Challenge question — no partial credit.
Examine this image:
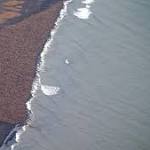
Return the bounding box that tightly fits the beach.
[0,0,63,147]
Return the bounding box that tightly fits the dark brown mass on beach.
[0,0,64,146]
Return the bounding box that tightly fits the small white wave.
[82,0,95,4]
[15,126,26,143]
[10,124,33,150]
[74,6,92,19]
[41,85,60,96]
[74,0,95,20]
[65,58,70,64]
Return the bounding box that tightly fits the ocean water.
[2,0,150,149]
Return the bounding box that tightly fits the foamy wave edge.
[0,1,72,149]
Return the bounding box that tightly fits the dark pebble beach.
[0,0,63,147]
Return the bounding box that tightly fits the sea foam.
[41,85,60,96]
[73,0,95,19]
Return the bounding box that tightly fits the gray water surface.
[11,0,150,149]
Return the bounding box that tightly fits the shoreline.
[0,0,64,147]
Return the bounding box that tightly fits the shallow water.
[3,0,150,149]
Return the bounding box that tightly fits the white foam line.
[8,1,72,149]
[40,0,72,71]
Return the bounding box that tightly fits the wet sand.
[0,0,63,147]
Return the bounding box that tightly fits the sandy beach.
[0,0,63,147]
